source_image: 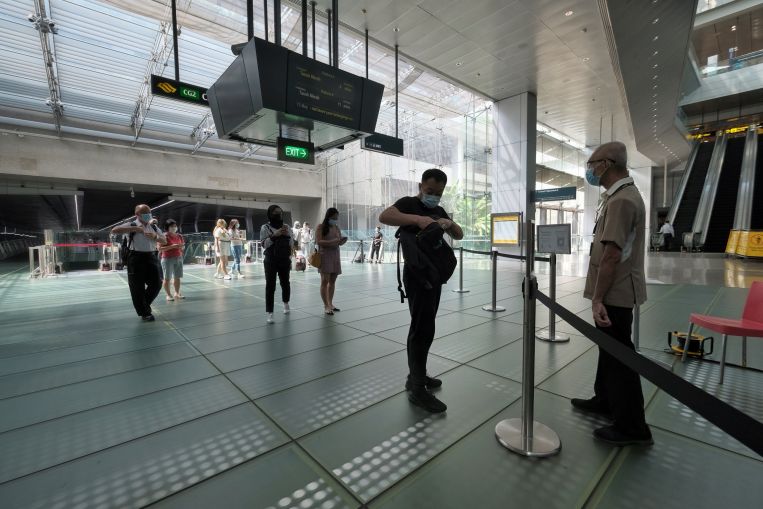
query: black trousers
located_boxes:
[370,243,381,260]
[127,252,162,317]
[403,270,442,386]
[264,256,291,313]
[593,304,648,434]
[663,233,673,251]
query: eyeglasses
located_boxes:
[586,158,614,170]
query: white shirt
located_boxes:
[660,223,674,236]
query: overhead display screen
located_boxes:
[286,54,363,131]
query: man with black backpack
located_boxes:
[112,204,166,322]
[379,169,463,413]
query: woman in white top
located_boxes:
[229,218,245,278]
[213,218,232,280]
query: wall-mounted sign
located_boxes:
[151,75,209,106]
[277,137,315,165]
[532,186,577,202]
[537,224,571,254]
[362,133,404,157]
[491,213,522,246]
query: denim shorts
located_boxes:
[161,256,183,280]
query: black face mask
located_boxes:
[270,214,284,228]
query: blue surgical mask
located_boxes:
[329,219,338,226]
[420,194,441,209]
[140,213,152,223]
[586,163,609,187]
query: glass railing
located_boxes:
[700,50,763,77]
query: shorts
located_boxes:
[161,256,184,280]
[216,242,231,257]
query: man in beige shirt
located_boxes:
[574,142,652,446]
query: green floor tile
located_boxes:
[0,356,218,433]
[0,376,246,484]
[152,444,360,509]
[257,351,458,438]
[371,390,616,509]
[228,336,404,399]
[207,325,369,372]
[588,428,762,509]
[430,320,524,363]
[299,366,522,503]
[0,342,198,399]
[0,404,288,509]
[468,333,594,385]
[344,309,452,335]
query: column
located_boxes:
[491,92,537,255]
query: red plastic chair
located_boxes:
[684,281,763,383]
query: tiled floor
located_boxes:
[0,257,760,508]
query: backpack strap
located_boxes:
[396,234,406,303]
[127,222,137,250]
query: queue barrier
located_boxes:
[535,288,763,456]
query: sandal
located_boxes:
[166,295,174,302]
[332,307,341,312]
[325,309,334,316]
[175,294,185,299]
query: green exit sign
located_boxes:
[277,137,315,165]
[285,145,309,159]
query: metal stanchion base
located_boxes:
[452,289,470,293]
[495,418,562,457]
[535,331,570,343]
[482,305,506,312]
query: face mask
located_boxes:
[420,194,441,209]
[169,226,178,233]
[140,213,152,223]
[329,219,338,226]
[585,163,609,187]
[270,214,283,228]
[233,224,239,229]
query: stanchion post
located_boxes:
[452,246,470,293]
[536,252,570,343]
[495,219,561,457]
[633,304,640,351]
[482,249,506,312]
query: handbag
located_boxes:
[308,248,321,268]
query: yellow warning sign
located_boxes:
[735,230,763,258]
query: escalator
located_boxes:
[751,136,763,230]
[672,140,714,247]
[704,136,745,251]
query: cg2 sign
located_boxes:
[151,75,209,107]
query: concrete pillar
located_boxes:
[491,92,537,253]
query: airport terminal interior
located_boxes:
[1,0,762,508]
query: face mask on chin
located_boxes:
[169,226,178,233]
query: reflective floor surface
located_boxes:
[0,258,760,508]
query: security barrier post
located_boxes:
[535,252,570,343]
[452,246,470,293]
[482,248,506,312]
[495,219,562,457]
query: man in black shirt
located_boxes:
[379,169,464,413]
[369,226,383,263]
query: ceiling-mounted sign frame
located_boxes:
[362,133,404,157]
[532,186,577,202]
[151,75,209,107]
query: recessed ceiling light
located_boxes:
[653,64,659,68]
[583,57,590,61]
[393,26,400,32]
[731,25,737,31]
[653,84,658,89]
[564,10,574,16]
[652,35,659,41]
[653,75,658,79]
[456,62,463,66]
[653,18,659,24]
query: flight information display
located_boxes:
[286,54,363,130]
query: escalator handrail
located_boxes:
[693,131,728,246]
[666,141,699,225]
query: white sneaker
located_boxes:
[283,303,290,314]
[267,313,274,324]
[224,274,231,280]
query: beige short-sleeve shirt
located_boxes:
[583,177,647,308]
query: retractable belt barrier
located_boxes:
[535,289,763,457]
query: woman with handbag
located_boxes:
[260,205,296,324]
[316,207,347,315]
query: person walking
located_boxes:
[379,169,463,413]
[260,205,296,324]
[369,226,383,263]
[158,218,185,301]
[316,208,347,315]
[300,222,314,261]
[574,141,652,446]
[229,218,246,278]
[112,204,167,321]
[659,220,674,251]
[213,219,232,280]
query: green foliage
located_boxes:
[441,180,491,238]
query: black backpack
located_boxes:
[396,222,457,302]
[265,225,292,259]
[120,223,136,263]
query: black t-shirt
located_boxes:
[393,196,450,224]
